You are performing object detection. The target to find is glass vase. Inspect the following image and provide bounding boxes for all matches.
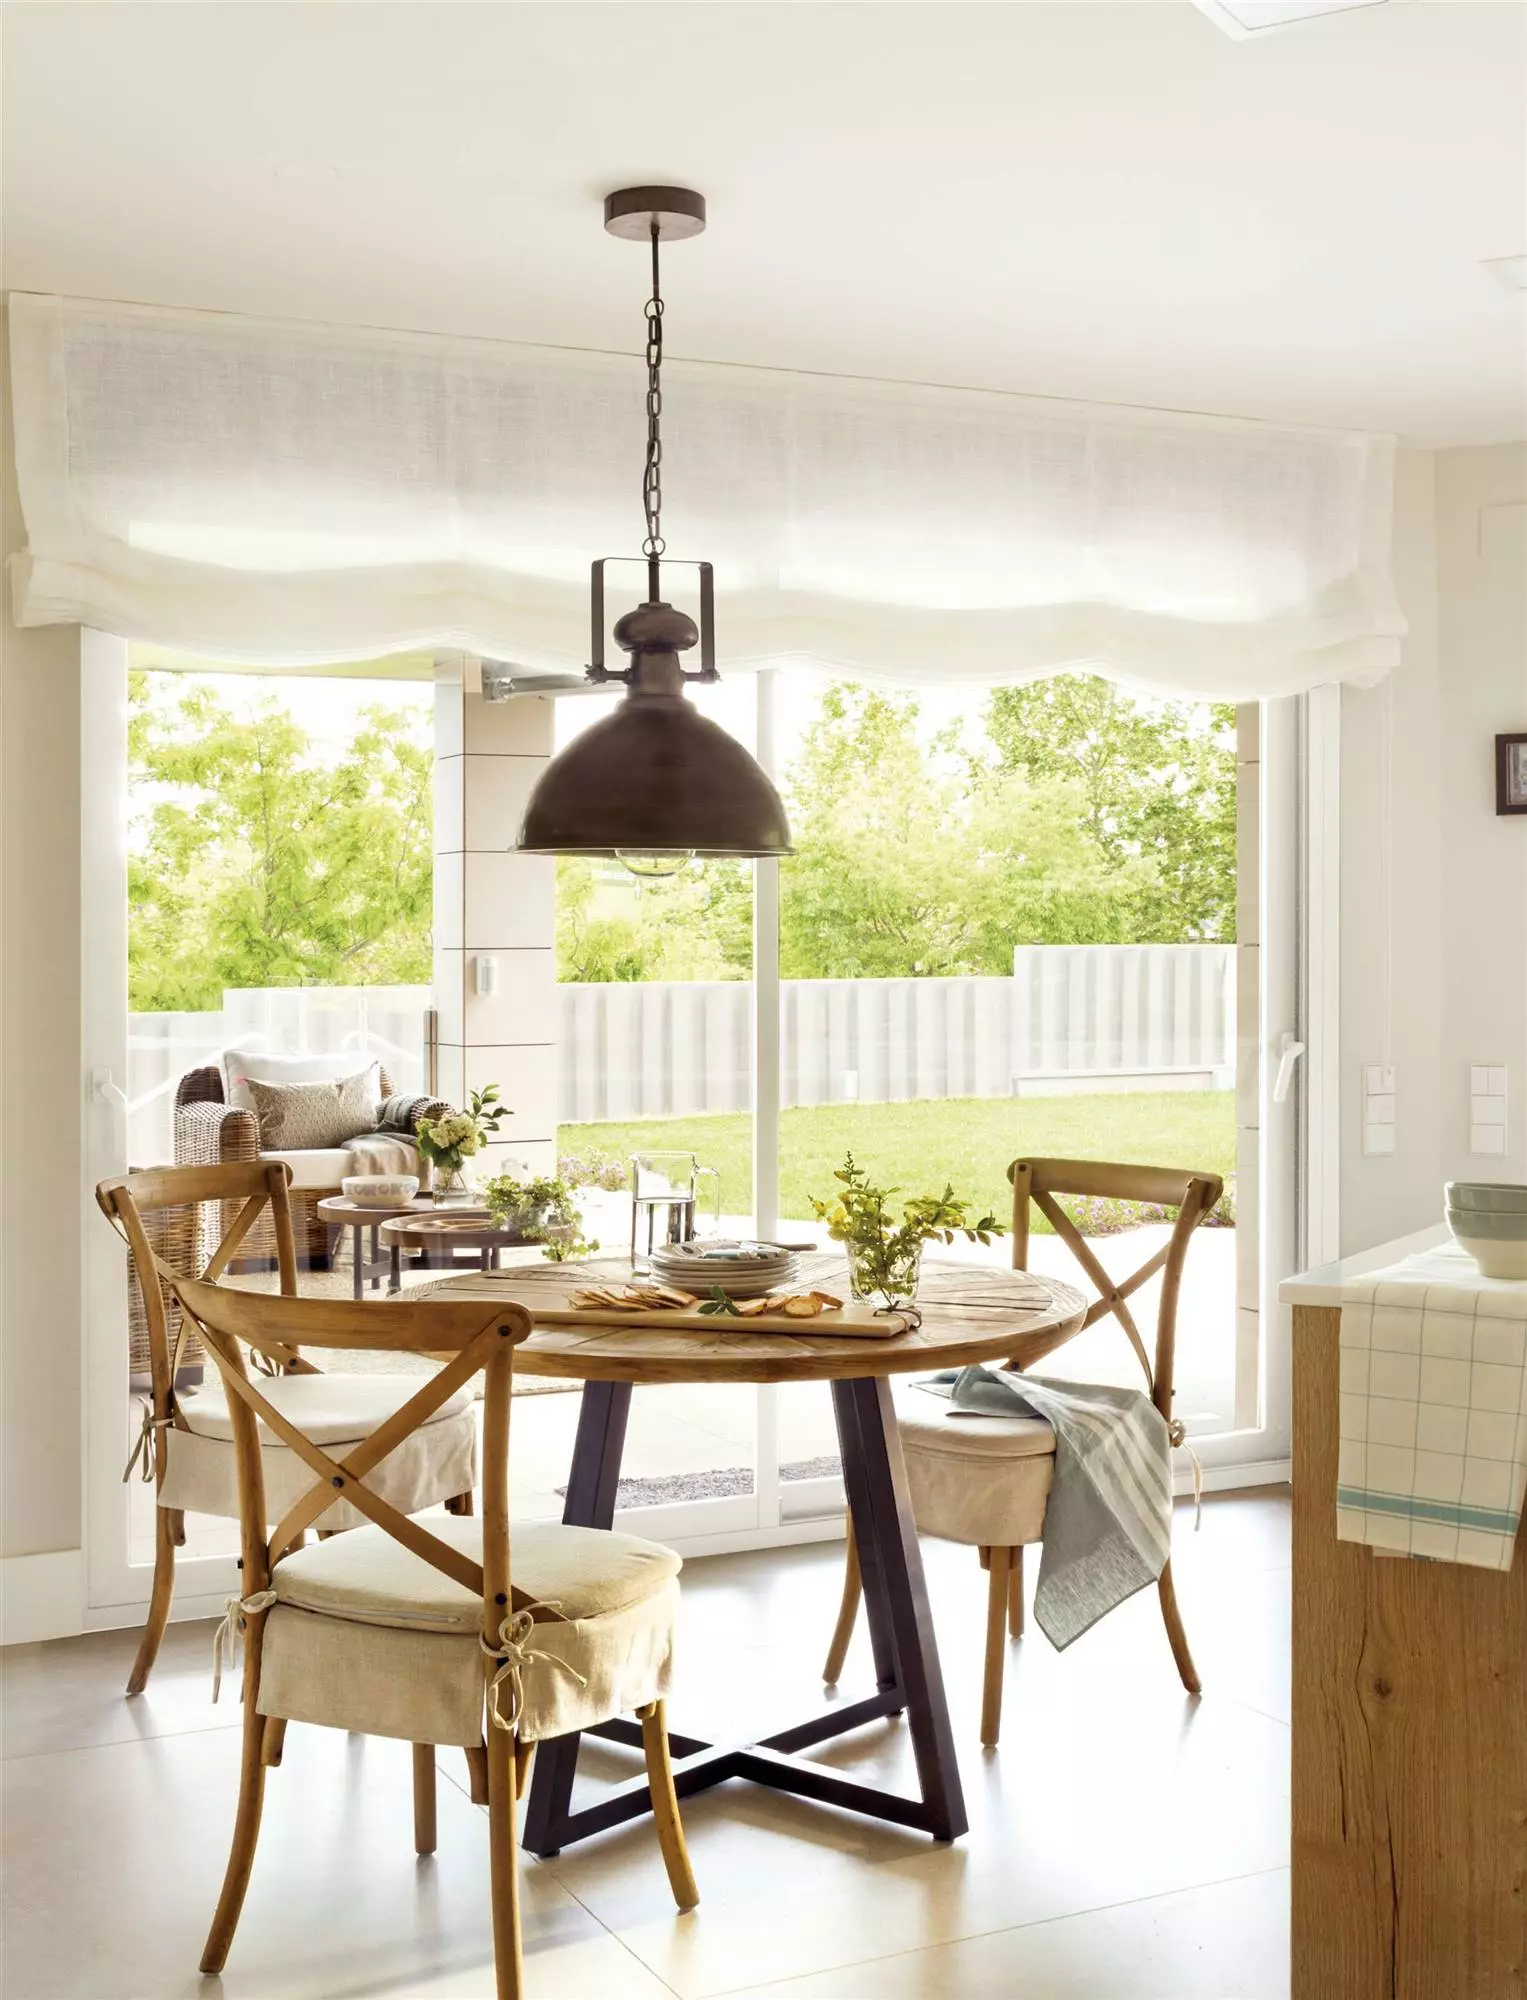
[431,1164,472,1207]
[846,1238,922,1310]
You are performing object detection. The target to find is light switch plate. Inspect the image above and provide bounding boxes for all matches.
[1469,1063,1509,1156]
[1362,1062,1398,1157]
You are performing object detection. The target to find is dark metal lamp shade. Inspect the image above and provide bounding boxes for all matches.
[515,682,793,860]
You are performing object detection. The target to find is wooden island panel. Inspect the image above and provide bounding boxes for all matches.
[1291,1302,1527,1999]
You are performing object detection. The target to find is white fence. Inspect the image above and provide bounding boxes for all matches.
[127,947,1234,1159]
[127,987,430,1167]
[558,945,1234,1123]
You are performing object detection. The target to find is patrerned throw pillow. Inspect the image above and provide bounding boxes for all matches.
[245,1069,380,1152]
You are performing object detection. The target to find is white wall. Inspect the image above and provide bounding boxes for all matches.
[1,302,85,1569]
[1340,442,1527,1253]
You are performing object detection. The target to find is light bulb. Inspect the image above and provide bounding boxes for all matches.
[616,849,695,881]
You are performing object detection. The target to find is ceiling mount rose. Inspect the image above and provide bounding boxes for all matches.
[515,186,792,875]
[603,185,707,242]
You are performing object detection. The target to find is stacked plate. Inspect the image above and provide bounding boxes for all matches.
[1445,1181,1527,1280]
[649,1239,800,1299]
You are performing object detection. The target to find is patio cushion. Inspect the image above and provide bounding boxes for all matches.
[158,1374,477,1533]
[225,1050,380,1116]
[261,1147,354,1189]
[246,1070,380,1151]
[896,1390,1056,1548]
[255,1518,681,1745]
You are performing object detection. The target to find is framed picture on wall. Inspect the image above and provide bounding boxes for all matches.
[1498,734,1527,816]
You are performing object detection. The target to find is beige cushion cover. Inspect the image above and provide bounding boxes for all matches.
[896,1393,1056,1548]
[261,1147,356,1190]
[158,1374,477,1532]
[256,1518,681,1746]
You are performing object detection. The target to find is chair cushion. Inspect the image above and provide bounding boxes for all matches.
[179,1371,475,1445]
[256,1520,682,1745]
[261,1147,355,1190]
[270,1515,681,1632]
[158,1374,478,1532]
[896,1386,1056,1549]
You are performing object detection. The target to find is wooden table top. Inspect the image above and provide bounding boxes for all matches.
[316,1195,465,1223]
[420,1253,1088,1384]
[377,1209,514,1248]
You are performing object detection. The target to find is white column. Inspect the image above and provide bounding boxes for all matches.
[433,655,558,1181]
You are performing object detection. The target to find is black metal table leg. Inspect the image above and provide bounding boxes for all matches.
[522,1382,633,1856]
[350,1225,364,1300]
[520,1373,967,1859]
[836,1376,967,1841]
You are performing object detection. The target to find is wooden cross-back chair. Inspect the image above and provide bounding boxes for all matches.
[96,1163,477,1695]
[823,1156,1223,1745]
[170,1278,697,2000]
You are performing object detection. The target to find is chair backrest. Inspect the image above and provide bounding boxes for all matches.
[1006,1157,1224,1426]
[96,1162,301,1411]
[170,1278,534,1631]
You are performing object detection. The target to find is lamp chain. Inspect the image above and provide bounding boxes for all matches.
[642,223,665,570]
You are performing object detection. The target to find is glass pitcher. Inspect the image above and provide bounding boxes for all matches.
[629,1151,722,1272]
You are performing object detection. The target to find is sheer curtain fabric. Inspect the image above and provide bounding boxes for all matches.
[7,291,1403,694]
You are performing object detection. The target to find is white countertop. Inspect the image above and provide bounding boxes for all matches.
[1278,1223,1452,1307]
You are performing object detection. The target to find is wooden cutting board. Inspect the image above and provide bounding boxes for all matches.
[457,1258,915,1338]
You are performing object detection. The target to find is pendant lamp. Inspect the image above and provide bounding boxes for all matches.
[514,187,793,876]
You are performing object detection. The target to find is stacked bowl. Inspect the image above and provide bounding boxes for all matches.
[1445,1182,1527,1280]
[649,1239,799,1299]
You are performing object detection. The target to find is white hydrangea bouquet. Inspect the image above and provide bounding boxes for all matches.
[416,1084,509,1202]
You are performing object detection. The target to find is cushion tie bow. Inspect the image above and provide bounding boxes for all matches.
[1167,1417,1204,1531]
[211,1589,279,1703]
[479,1603,588,1736]
[121,1396,173,1485]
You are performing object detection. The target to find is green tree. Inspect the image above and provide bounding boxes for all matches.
[778,684,1144,978]
[129,673,434,1010]
[555,855,752,983]
[984,676,1237,941]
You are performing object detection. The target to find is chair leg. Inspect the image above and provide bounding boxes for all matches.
[822,1518,863,1684]
[981,1547,1012,1747]
[413,1744,438,1855]
[1008,1546,1025,1638]
[126,1505,177,1697]
[485,1723,524,2000]
[637,1701,699,1912]
[445,1489,476,1516]
[260,1717,287,1768]
[200,1684,269,1973]
[1157,1558,1201,1695]
[464,1741,490,1804]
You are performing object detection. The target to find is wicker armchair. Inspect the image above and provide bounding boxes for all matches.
[173,1063,452,1270]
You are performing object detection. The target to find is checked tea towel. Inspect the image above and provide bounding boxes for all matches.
[1338,1245,1527,1569]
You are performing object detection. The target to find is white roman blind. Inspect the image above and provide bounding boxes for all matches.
[7,292,1403,693]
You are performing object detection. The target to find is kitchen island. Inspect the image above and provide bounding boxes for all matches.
[1281,1227,1527,1999]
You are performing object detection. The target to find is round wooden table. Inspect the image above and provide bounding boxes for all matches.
[377,1209,533,1292]
[425,1254,1087,1855]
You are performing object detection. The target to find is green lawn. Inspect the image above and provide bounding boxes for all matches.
[562,1091,1236,1228]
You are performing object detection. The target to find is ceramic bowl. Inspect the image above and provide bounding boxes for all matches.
[1444,1180,1527,1213]
[1446,1203,1527,1280]
[341,1174,420,1209]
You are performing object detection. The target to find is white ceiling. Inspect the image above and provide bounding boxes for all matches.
[2,1,1524,447]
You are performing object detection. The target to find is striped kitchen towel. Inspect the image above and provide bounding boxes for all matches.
[921,1368,1174,1649]
[1338,1247,1527,1569]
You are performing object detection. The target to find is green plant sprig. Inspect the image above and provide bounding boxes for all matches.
[809,1151,1004,1308]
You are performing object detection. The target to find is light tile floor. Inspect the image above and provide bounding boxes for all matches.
[3,1491,1291,1999]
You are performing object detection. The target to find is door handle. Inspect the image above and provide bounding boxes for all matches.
[1271,1035,1305,1105]
[90,1067,128,1111]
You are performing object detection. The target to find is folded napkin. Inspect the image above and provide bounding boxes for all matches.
[919,1367,1175,1649]
[1337,1247,1527,1569]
